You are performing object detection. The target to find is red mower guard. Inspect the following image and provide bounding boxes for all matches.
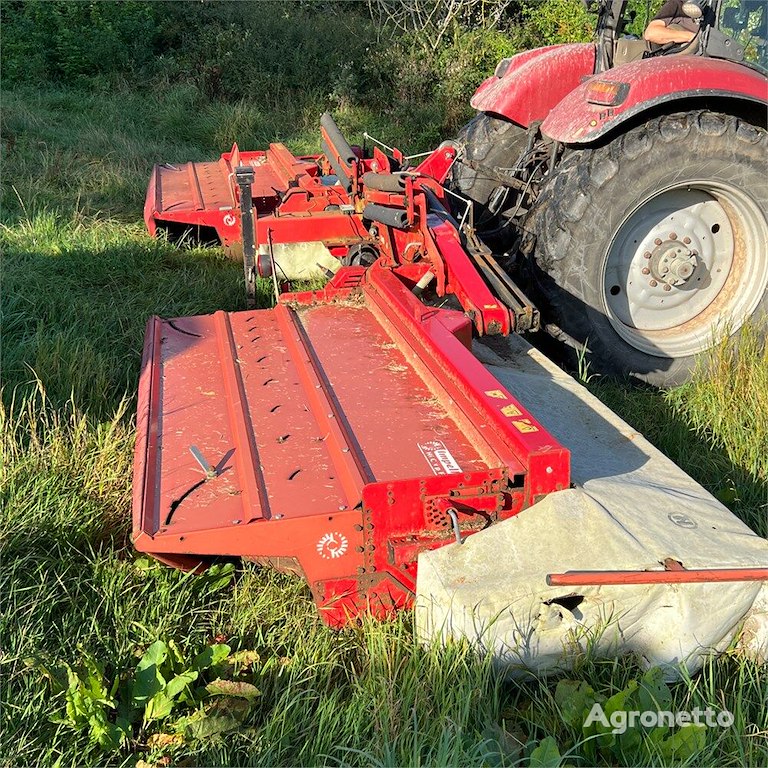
[132,263,569,626]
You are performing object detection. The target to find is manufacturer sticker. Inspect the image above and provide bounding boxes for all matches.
[418,440,462,476]
[316,532,349,559]
[668,513,697,529]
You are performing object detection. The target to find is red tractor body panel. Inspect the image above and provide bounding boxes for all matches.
[542,56,768,144]
[470,43,596,127]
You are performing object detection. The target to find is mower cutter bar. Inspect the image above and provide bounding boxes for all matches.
[133,265,569,624]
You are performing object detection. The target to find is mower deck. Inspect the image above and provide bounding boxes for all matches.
[144,144,322,247]
[133,266,569,623]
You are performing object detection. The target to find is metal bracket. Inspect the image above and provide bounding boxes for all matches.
[235,166,257,308]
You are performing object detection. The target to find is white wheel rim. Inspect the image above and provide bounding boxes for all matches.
[602,182,768,358]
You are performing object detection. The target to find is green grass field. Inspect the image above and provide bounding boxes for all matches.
[2,84,766,767]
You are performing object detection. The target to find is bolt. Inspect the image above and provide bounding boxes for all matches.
[338,505,347,511]
[644,251,652,259]
[642,267,650,275]
[649,279,658,287]
[654,238,663,246]
[683,236,691,244]
[663,284,672,291]
[669,232,677,240]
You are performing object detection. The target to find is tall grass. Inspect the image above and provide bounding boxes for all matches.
[1,80,766,767]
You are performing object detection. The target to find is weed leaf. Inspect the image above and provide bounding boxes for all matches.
[529,736,561,767]
[205,679,260,699]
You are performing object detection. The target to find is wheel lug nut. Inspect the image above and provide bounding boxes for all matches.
[683,236,691,244]
[642,267,650,275]
[649,279,658,287]
[663,284,672,291]
[669,232,677,240]
[654,238,663,246]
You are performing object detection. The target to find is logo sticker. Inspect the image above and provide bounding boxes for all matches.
[223,213,237,227]
[668,513,697,529]
[316,532,349,559]
[418,440,462,475]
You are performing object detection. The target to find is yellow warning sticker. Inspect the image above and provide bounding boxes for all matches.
[512,419,539,433]
[500,404,522,417]
[485,389,507,400]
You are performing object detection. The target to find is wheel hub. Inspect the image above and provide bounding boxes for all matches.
[648,239,697,287]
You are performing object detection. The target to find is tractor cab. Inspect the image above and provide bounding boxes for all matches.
[596,0,767,73]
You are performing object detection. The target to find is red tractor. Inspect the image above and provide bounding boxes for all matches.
[451,0,767,385]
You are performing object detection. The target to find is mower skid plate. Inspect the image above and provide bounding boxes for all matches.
[132,270,569,622]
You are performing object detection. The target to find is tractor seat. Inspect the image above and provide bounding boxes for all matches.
[613,24,701,67]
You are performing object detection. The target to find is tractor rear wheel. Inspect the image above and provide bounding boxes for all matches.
[528,111,768,386]
[451,112,528,244]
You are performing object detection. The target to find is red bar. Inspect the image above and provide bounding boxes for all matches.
[547,567,768,586]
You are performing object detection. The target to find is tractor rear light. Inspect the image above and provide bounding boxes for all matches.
[586,80,630,106]
[494,58,513,78]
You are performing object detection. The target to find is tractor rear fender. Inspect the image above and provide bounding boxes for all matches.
[470,43,596,128]
[541,56,768,145]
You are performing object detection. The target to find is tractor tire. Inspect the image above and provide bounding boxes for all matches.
[528,111,768,387]
[451,112,528,242]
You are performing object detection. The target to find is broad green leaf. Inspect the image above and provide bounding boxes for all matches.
[205,679,260,699]
[637,667,673,712]
[166,669,199,699]
[166,639,186,674]
[529,736,561,767]
[137,641,168,671]
[145,690,175,722]
[192,644,231,673]
[131,664,165,704]
[555,679,600,729]
[590,680,638,750]
[175,698,249,742]
[660,724,706,761]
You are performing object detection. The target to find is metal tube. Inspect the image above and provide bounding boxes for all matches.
[547,567,768,586]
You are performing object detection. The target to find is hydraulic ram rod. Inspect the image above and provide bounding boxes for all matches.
[547,567,768,586]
